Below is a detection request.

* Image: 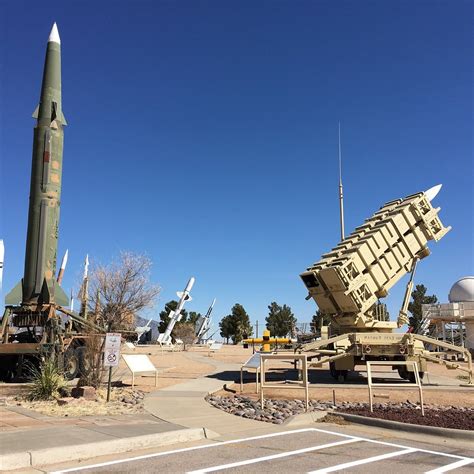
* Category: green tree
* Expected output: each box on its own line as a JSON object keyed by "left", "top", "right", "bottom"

{"left": 158, "top": 300, "right": 188, "bottom": 333}
{"left": 187, "top": 311, "right": 202, "bottom": 329}
{"left": 310, "top": 309, "right": 331, "bottom": 333}
{"left": 265, "top": 302, "right": 297, "bottom": 337}
{"left": 219, "top": 304, "right": 253, "bottom": 344}
{"left": 219, "top": 315, "right": 233, "bottom": 344}
{"left": 408, "top": 284, "right": 438, "bottom": 333}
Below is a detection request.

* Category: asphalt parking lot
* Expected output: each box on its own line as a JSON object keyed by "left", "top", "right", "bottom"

{"left": 51, "top": 427, "right": 473, "bottom": 474}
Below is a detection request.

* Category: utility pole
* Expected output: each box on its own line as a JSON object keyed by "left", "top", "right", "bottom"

{"left": 255, "top": 320, "right": 259, "bottom": 338}
{"left": 338, "top": 122, "right": 345, "bottom": 241}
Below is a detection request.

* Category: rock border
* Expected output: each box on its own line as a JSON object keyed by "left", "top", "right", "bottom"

{"left": 333, "top": 411, "right": 474, "bottom": 441}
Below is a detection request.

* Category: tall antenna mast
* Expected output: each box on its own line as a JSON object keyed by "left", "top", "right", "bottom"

{"left": 338, "top": 122, "right": 345, "bottom": 241}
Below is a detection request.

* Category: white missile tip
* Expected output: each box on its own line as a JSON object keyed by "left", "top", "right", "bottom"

{"left": 48, "top": 22, "right": 61, "bottom": 44}
{"left": 60, "top": 249, "right": 69, "bottom": 269}
{"left": 425, "top": 184, "right": 442, "bottom": 202}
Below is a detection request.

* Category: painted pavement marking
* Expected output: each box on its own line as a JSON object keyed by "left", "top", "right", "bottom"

{"left": 186, "top": 438, "right": 360, "bottom": 473}
{"left": 50, "top": 428, "right": 318, "bottom": 473}
{"left": 50, "top": 426, "right": 474, "bottom": 474}
{"left": 307, "top": 448, "right": 417, "bottom": 473}
{"left": 425, "top": 458, "right": 474, "bottom": 473}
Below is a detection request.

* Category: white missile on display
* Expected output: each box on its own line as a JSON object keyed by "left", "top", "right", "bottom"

{"left": 195, "top": 297, "right": 216, "bottom": 343}
{"left": 56, "top": 249, "right": 68, "bottom": 284}
{"left": 425, "top": 184, "right": 442, "bottom": 202}
{"left": 158, "top": 277, "right": 195, "bottom": 344}
{"left": 135, "top": 318, "right": 153, "bottom": 342}
{"left": 83, "top": 254, "right": 89, "bottom": 279}
{"left": 0, "top": 240, "right": 4, "bottom": 291}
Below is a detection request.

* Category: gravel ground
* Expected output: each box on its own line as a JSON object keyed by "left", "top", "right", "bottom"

{"left": 206, "top": 395, "right": 474, "bottom": 430}
{"left": 9, "top": 387, "right": 146, "bottom": 417}
{"left": 338, "top": 405, "right": 474, "bottom": 430}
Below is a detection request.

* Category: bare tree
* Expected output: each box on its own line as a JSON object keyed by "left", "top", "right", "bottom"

{"left": 88, "top": 252, "right": 161, "bottom": 332}
{"left": 173, "top": 323, "right": 195, "bottom": 351}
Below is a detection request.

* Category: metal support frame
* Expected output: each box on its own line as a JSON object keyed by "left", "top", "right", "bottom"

{"left": 411, "top": 333, "right": 473, "bottom": 385}
{"left": 296, "top": 331, "right": 473, "bottom": 386}
{"left": 240, "top": 366, "right": 259, "bottom": 393}
{"left": 366, "top": 360, "right": 424, "bottom": 415}
{"left": 259, "top": 354, "right": 308, "bottom": 411}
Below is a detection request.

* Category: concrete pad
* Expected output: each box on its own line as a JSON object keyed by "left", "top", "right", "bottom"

{"left": 1, "top": 451, "right": 32, "bottom": 471}
{"left": 148, "top": 391, "right": 209, "bottom": 398}
{"left": 0, "top": 426, "right": 113, "bottom": 455}
{"left": 84, "top": 422, "right": 185, "bottom": 437}
{"left": 284, "top": 411, "right": 328, "bottom": 427}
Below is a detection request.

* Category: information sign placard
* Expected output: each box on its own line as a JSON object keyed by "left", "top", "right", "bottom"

{"left": 104, "top": 332, "right": 121, "bottom": 367}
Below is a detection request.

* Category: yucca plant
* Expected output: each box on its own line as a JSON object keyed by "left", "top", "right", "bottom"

{"left": 26, "top": 357, "right": 67, "bottom": 401}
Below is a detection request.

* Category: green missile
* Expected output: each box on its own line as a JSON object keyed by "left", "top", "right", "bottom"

{"left": 6, "top": 23, "right": 68, "bottom": 307}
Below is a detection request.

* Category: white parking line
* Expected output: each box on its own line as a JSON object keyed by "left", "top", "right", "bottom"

{"left": 50, "top": 426, "right": 474, "bottom": 474}
{"left": 50, "top": 428, "right": 319, "bottom": 473}
{"left": 186, "top": 438, "right": 361, "bottom": 473}
{"left": 425, "top": 458, "right": 474, "bottom": 473}
{"left": 308, "top": 448, "right": 417, "bottom": 473}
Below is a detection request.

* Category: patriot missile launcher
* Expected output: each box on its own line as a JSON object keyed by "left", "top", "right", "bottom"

{"left": 299, "top": 186, "right": 473, "bottom": 383}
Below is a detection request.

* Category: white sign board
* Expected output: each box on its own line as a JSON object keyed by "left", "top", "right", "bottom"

{"left": 243, "top": 352, "right": 261, "bottom": 369}
{"left": 104, "top": 332, "right": 121, "bottom": 367}
{"left": 122, "top": 354, "right": 157, "bottom": 373}
{"left": 122, "top": 354, "right": 158, "bottom": 388}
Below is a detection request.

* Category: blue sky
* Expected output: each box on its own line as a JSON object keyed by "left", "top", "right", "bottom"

{"left": 1, "top": 1, "right": 472, "bottom": 333}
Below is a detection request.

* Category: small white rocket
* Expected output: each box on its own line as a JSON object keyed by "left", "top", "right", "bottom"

{"left": 56, "top": 249, "right": 68, "bottom": 284}
{"left": 158, "top": 277, "right": 195, "bottom": 344}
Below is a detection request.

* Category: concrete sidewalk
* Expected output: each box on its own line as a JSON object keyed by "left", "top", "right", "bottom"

{"left": 0, "top": 351, "right": 276, "bottom": 470}
{"left": 144, "top": 351, "right": 281, "bottom": 439}
{"left": 0, "top": 405, "right": 207, "bottom": 470}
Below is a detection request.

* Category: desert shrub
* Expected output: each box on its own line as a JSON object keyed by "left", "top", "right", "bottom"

{"left": 26, "top": 358, "right": 66, "bottom": 401}
{"left": 77, "top": 335, "right": 105, "bottom": 389}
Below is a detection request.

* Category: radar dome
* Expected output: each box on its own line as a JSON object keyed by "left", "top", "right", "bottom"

{"left": 448, "top": 276, "right": 474, "bottom": 303}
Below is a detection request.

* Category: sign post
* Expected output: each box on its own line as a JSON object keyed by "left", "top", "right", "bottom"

{"left": 104, "top": 333, "right": 121, "bottom": 402}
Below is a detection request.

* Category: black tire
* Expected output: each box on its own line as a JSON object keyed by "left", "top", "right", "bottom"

{"left": 408, "top": 371, "right": 424, "bottom": 383}
{"left": 398, "top": 366, "right": 424, "bottom": 383}
{"left": 330, "top": 362, "right": 348, "bottom": 382}
{"left": 0, "top": 355, "right": 19, "bottom": 382}
{"left": 63, "top": 348, "right": 79, "bottom": 380}
{"left": 397, "top": 366, "right": 409, "bottom": 380}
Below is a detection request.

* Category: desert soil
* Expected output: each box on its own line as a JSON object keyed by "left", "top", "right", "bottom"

{"left": 1, "top": 344, "right": 472, "bottom": 417}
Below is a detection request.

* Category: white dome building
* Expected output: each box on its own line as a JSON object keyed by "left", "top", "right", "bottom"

{"left": 423, "top": 276, "right": 474, "bottom": 353}
{"left": 449, "top": 276, "right": 474, "bottom": 303}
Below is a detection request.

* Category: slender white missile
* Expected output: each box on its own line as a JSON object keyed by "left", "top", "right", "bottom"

{"left": 176, "top": 276, "right": 195, "bottom": 302}
{"left": 83, "top": 254, "right": 89, "bottom": 279}
{"left": 70, "top": 289, "right": 74, "bottom": 311}
{"left": 196, "top": 297, "right": 217, "bottom": 342}
{"left": 160, "top": 277, "right": 196, "bottom": 342}
{"left": 57, "top": 249, "right": 69, "bottom": 284}
{"left": 425, "top": 184, "right": 442, "bottom": 202}
{"left": 0, "top": 240, "right": 4, "bottom": 291}
{"left": 60, "top": 249, "right": 69, "bottom": 270}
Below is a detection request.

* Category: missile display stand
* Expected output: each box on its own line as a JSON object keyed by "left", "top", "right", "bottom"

{"left": 299, "top": 188, "right": 473, "bottom": 384}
